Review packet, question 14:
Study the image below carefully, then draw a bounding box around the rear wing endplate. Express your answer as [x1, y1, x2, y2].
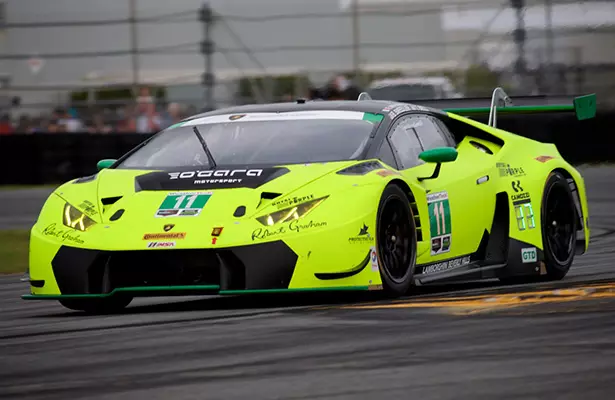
[399, 88, 597, 128]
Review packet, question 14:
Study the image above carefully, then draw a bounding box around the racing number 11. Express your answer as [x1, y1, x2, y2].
[174, 194, 198, 210]
[427, 192, 452, 238]
[433, 201, 446, 235]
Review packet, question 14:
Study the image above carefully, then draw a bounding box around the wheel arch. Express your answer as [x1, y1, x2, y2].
[387, 178, 423, 242]
[547, 167, 587, 255]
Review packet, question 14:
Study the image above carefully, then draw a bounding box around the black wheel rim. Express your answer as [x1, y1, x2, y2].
[377, 196, 413, 283]
[545, 185, 575, 265]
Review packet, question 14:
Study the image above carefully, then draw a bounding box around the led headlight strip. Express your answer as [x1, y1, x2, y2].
[62, 203, 96, 231]
[256, 196, 329, 226]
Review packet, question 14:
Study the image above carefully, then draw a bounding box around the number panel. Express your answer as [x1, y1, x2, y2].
[156, 192, 212, 217]
[427, 191, 452, 256]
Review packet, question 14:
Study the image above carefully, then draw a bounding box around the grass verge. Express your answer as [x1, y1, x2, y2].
[0, 230, 29, 274]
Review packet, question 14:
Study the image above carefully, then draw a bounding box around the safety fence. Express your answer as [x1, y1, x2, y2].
[1, 110, 613, 186]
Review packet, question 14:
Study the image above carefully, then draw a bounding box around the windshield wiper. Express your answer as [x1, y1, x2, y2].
[192, 126, 217, 169]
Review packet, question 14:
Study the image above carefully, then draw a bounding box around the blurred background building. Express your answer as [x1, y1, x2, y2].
[0, 0, 613, 133]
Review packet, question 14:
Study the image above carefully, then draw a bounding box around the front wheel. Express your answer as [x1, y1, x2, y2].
[376, 184, 417, 297]
[540, 172, 578, 280]
[59, 295, 133, 314]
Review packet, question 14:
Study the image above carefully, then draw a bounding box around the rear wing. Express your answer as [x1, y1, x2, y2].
[359, 88, 597, 129]
[414, 88, 596, 128]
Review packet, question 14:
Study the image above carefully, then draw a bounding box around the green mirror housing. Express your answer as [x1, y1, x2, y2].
[419, 147, 458, 164]
[96, 159, 116, 171]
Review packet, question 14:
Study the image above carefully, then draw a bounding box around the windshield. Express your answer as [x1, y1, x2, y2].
[116, 111, 383, 169]
[368, 84, 438, 101]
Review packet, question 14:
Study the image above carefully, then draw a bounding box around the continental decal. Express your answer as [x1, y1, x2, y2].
[143, 232, 187, 240]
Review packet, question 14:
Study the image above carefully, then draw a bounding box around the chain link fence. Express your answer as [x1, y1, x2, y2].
[0, 0, 613, 133]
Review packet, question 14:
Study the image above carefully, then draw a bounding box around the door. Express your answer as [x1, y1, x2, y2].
[386, 114, 496, 261]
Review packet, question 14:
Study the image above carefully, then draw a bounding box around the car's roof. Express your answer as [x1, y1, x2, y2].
[183, 99, 437, 123]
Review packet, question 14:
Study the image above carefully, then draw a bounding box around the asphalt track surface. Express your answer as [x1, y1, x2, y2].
[1, 166, 614, 399]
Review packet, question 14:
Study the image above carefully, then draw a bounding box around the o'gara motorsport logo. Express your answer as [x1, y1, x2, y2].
[168, 169, 264, 185]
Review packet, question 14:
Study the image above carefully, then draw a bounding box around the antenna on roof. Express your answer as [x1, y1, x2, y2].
[357, 92, 372, 101]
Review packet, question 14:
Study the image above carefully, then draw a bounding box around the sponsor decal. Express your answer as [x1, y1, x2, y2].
[511, 192, 531, 204]
[427, 191, 452, 255]
[143, 232, 186, 240]
[375, 169, 400, 177]
[156, 192, 212, 218]
[421, 255, 471, 275]
[78, 200, 98, 216]
[370, 246, 379, 272]
[511, 185, 535, 231]
[535, 155, 555, 163]
[272, 194, 314, 209]
[163, 224, 175, 232]
[211, 227, 223, 245]
[251, 219, 327, 241]
[521, 247, 537, 263]
[168, 169, 263, 180]
[348, 224, 375, 244]
[511, 180, 523, 193]
[136, 167, 289, 191]
[497, 163, 526, 178]
[42, 223, 85, 244]
[167, 170, 265, 187]
[147, 241, 176, 248]
[229, 114, 246, 121]
[156, 209, 179, 217]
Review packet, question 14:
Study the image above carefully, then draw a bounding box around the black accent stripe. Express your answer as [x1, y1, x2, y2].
[314, 250, 370, 280]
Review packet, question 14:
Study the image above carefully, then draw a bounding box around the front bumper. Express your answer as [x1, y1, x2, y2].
[25, 221, 384, 299]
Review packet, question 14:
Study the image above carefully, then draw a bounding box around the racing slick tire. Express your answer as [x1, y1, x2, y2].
[540, 171, 578, 281]
[376, 184, 417, 297]
[59, 295, 133, 314]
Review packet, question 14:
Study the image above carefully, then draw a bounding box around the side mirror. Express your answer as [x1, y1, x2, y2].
[417, 147, 458, 182]
[419, 147, 458, 163]
[96, 159, 117, 171]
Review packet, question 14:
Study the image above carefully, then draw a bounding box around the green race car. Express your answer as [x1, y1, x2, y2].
[22, 88, 596, 313]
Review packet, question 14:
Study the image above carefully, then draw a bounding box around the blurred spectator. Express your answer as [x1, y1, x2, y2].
[161, 102, 184, 128]
[54, 107, 84, 132]
[0, 114, 13, 134]
[16, 115, 32, 133]
[87, 114, 112, 133]
[132, 93, 161, 133]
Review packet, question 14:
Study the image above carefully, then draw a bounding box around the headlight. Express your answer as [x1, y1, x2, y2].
[62, 203, 96, 231]
[256, 196, 328, 226]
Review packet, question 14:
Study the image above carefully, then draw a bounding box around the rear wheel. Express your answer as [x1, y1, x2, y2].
[540, 172, 578, 280]
[59, 295, 133, 314]
[376, 184, 417, 297]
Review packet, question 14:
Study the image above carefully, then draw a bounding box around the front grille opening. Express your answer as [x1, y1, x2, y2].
[90, 250, 223, 292]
